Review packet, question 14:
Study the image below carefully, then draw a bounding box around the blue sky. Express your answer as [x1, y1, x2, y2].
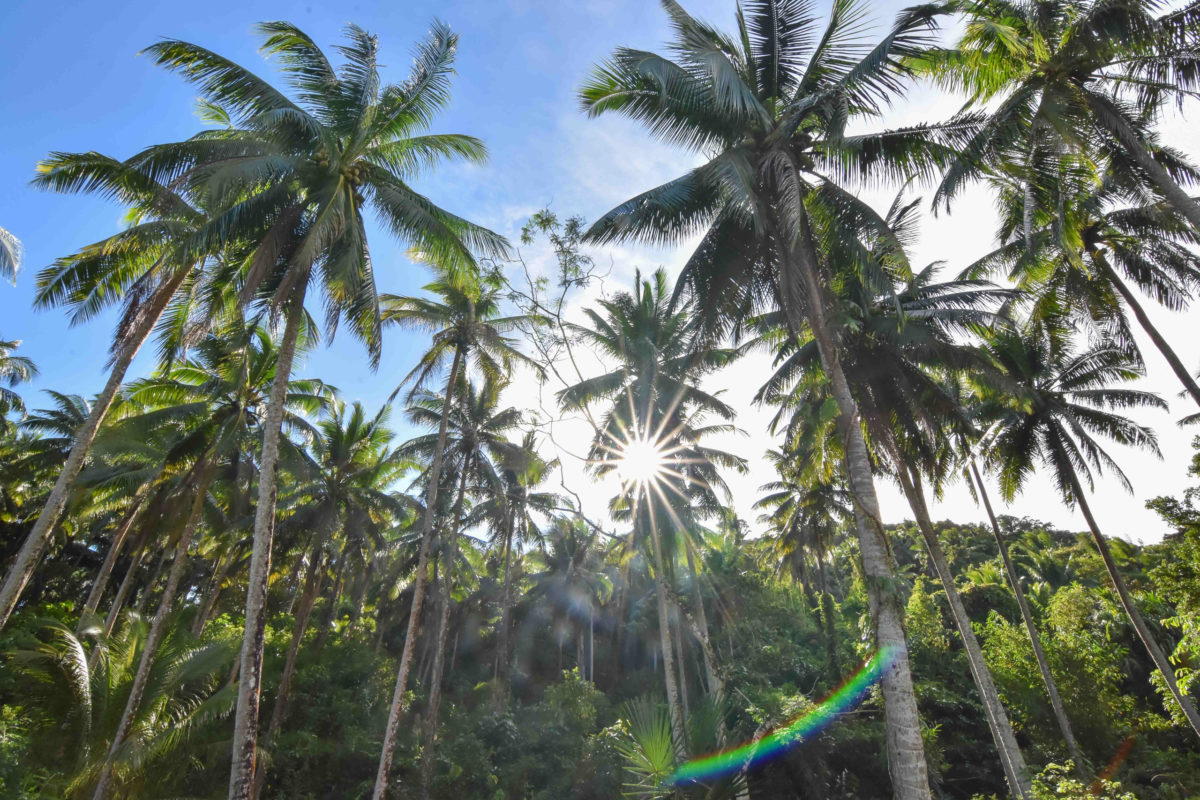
[2, 0, 1197, 540]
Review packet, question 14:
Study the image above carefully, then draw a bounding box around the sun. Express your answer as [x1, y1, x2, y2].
[616, 436, 667, 486]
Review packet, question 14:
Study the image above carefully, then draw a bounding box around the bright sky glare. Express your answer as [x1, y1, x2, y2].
[1, 0, 1197, 542]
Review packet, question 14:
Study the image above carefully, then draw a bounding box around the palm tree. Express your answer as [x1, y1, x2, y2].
[579, 4, 960, 792]
[976, 324, 1200, 738]
[919, 0, 1200, 231]
[755, 449, 849, 680]
[373, 268, 538, 797]
[526, 515, 612, 682]
[474, 430, 562, 707]
[89, 321, 329, 800]
[962, 454, 1086, 771]
[559, 268, 745, 752]
[0, 153, 220, 630]
[252, 400, 405, 799]
[136, 23, 507, 797]
[399, 376, 525, 799]
[967, 166, 1200, 410]
[9, 619, 237, 799]
[749, 196, 1035, 796]
[0, 336, 38, 435]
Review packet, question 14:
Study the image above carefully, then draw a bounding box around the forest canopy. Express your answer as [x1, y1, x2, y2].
[1, 1, 1200, 799]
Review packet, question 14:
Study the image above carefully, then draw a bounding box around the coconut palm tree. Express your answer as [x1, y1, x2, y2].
[976, 323, 1200, 738]
[473, 430, 563, 707]
[9, 618, 237, 799]
[962, 452, 1086, 771]
[749, 194, 1035, 796]
[755, 449, 849, 679]
[399, 376, 524, 799]
[0, 153, 222, 631]
[135, 23, 507, 797]
[558, 268, 745, 753]
[89, 321, 329, 800]
[918, 0, 1200, 231]
[967, 165, 1200, 410]
[252, 400, 405, 799]
[579, 4, 962, 791]
[526, 515, 611, 681]
[373, 269, 539, 798]
[0, 337, 37, 435]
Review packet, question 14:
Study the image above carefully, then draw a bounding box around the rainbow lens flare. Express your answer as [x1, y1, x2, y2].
[668, 646, 898, 786]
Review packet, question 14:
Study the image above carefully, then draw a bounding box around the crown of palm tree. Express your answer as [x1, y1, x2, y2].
[0, 337, 38, 432]
[974, 324, 1166, 502]
[580, 0, 966, 333]
[918, 0, 1200, 224]
[382, 269, 543, 398]
[131, 21, 510, 364]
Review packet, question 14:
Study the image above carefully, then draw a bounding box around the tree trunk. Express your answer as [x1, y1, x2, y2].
[101, 527, 150, 638]
[228, 288, 307, 800]
[251, 546, 326, 800]
[80, 488, 151, 627]
[783, 230, 932, 800]
[134, 544, 171, 616]
[92, 457, 213, 800]
[312, 552, 346, 657]
[684, 543, 721, 698]
[493, 514, 516, 709]
[673, 613, 690, 727]
[1105, 266, 1200, 410]
[0, 270, 189, 631]
[418, 460, 470, 800]
[1068, 467, 1200, 738]
[894, 462, 1031, 799]
[645, 509, 686, 756]
[193, 548, 232, 638]
[815, 556, 842, 681]
[969, 461, 1085, 773]
[372, 342, 465, 800]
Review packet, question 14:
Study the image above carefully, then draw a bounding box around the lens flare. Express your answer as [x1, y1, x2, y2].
[668, 646, 898, 786]
[617, 436, 667, 486]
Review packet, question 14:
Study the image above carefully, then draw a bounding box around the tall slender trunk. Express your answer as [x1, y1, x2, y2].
[672, 613, 690, 727]
[684, 544, 721, 698]
[815, 556, 841, 681]
[782, 230, 932, 800]
[969, 461, 1085, 773]
[894, 462, 1031, 799]
[0, 270, 189, 630]
[312, 551, 346, 657]
[418, 460, 470, 800]
[645, 509, 686, 755]
[1066, 466, 1200, 738]
[251, 546, 326, 800]
[134, 545, 171, 616]
[373, 342, 465, 800]
[350, 561, 372, 627]
[228, 287, 307, 800]
[493, 514, 516, 709]
[101, 528, 150, 638]
[193, 548, 232, 638]
[81, 488, 151, 626]
[92, 458, 214, 800]
[1104, 266, 1200, 409]
[281, 554, 305, 617]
